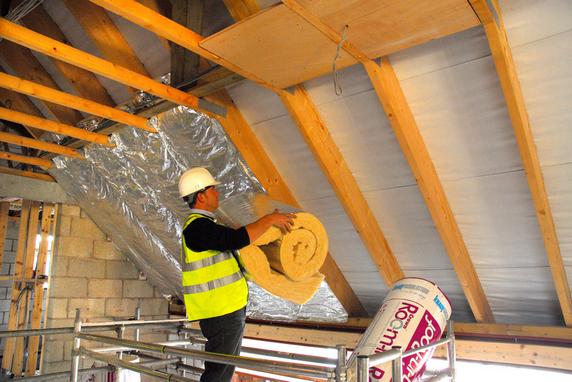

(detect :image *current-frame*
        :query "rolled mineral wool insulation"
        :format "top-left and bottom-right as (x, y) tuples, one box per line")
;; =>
(257, 212), (328, 281)
(238, 212), (328, 304)
(347, 278), (451, 382)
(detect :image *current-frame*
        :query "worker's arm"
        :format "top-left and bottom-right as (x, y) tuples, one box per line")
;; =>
(184, 218), (250, 252)
(245, 209), (295, 243)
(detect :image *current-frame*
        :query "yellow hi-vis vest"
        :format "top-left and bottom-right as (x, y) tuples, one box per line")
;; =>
(181, 212), (248, 321)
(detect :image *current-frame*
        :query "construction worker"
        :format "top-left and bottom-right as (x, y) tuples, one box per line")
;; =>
(178, 167), (294, 382)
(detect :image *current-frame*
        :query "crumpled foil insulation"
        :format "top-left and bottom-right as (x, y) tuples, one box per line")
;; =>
(50, 106), (347, 322)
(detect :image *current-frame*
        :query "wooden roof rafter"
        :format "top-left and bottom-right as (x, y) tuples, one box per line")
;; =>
(0, 19), (221, 118)
(469, 0), (572, 326)
(282, 0), (494, 322)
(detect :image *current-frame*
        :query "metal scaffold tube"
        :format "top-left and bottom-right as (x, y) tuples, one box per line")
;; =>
(77, 332), (336, 380)
(447, 321), (456, 382)
(0, 319), (186, 339)
(70, 309), (82, 382)
(79, 348), (194, 382)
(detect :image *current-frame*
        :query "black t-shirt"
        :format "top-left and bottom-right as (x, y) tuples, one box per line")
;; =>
(183, 216), (250, 252)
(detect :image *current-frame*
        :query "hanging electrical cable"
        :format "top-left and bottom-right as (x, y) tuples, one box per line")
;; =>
(332, 24), (349, 96)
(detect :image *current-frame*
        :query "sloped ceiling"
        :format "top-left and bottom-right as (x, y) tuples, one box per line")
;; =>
(0, 0), (571, 329)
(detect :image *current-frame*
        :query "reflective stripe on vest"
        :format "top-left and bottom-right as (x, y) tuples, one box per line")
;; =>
(182, 251), (233, 272)
(183, 270), (243, 294)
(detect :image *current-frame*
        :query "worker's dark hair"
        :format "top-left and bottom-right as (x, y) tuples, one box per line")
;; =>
(183, 193), (199, 209)
(183, 186), (212, 208)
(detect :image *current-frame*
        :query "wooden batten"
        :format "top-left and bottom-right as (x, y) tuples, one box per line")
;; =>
(0, 19), (208, 115)
(469, 0), (572, 327)
(0, 151), (52, 169)
(0, 107), (113, 147)
(279, 86), (404, 286)
(0, 202), (9, 265)
(0, 73), (155, 133)
(0, 131), (83, 159)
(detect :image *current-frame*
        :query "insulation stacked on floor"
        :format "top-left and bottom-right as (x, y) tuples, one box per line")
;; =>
(239, 212), (328, 304)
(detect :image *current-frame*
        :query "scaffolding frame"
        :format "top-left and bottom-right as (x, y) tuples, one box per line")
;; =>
(0, 309), (456, 382)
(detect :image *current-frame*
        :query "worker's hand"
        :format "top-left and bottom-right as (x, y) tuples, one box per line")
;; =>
(245, 210), (296, 242)
(269, 209), (295, 234)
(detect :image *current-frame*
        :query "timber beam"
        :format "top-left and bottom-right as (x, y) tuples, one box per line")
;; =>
(469, 0), (572, 327)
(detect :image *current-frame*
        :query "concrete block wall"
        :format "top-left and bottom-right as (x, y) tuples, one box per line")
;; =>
(44, 204), (169, 374)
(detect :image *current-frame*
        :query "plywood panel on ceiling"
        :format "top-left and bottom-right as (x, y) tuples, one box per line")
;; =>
(199, 4), (357, 89)
(297, 0), (480, 58)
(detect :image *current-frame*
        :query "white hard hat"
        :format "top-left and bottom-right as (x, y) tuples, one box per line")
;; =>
(178, 167), (220, 198)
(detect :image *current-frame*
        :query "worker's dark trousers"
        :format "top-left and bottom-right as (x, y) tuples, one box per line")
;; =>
(199, 306), (246, 382)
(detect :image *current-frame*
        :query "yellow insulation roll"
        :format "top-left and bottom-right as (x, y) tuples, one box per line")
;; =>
(239, 212), (328, 304)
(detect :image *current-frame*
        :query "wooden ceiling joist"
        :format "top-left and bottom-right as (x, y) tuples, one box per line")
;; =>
(20, 2), (116, 106)
(0, 19), (211, 116)
(208, 91), (366, 316)
(88, 0), (280, 92)
(469, 0), (572, 326)
(280, 86), (404, 286)
(0, 73), (155, 133)
(0, 166), (55, 182)
(0, 131), (83, 159)
(0, 107), (113, 147)
(0, 151), (52, 169)
(284, 0), (493, 322)
(0, 40), (83, 126)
